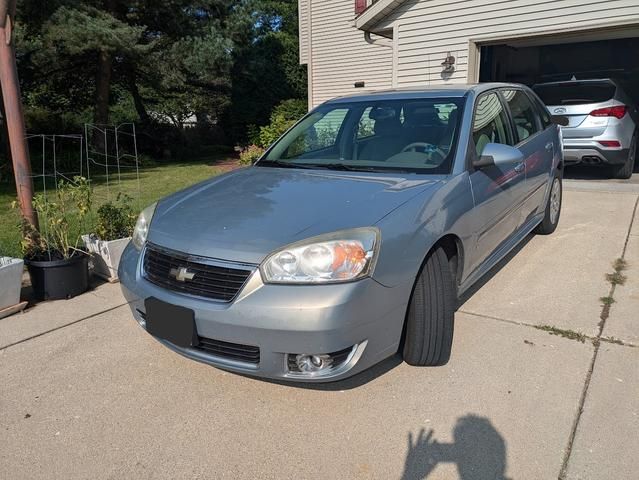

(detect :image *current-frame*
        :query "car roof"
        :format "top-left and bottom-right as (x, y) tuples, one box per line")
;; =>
(323, 83), (529, 104)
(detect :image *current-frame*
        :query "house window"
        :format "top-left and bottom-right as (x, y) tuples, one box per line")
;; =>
(355, 0), (367, 15)
(355, 0), (377, 15)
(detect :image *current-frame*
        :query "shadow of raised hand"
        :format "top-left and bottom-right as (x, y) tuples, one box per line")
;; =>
(401, 428), (440, 480)
(401, 415), (510, 480)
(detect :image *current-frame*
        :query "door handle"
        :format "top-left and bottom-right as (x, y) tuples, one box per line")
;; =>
(514, 163), (525, 173)
(545, 142), (554, 151)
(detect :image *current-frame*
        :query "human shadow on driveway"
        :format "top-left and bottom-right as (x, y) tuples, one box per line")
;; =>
(401, 415), (510, 480)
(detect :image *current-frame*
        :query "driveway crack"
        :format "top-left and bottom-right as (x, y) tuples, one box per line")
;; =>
(558, 194), (639, 479)
(0, 302), (130, 351)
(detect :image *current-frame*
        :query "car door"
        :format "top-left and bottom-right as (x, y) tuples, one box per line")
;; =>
(468, 91), (526, 272)
(501, 88), (554, 228)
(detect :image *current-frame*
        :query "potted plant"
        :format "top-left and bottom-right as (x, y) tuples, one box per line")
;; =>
(19, 176), (92, 301)
(83, 193), (136, 282)
(0, 256), (25, 318)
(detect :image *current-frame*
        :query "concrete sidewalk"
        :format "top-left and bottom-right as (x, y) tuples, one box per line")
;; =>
(1, 181), (637, 479)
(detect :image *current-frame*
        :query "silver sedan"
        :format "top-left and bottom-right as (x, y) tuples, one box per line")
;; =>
(119, 83), (563, 382)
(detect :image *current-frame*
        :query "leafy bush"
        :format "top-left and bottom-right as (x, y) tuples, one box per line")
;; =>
(95, 193), (137, 241)
(239, 145), (266, 165)
(16, 176), (92, 260)
(252, 99), (307, 148)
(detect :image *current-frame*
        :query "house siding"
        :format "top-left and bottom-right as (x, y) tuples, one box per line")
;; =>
(303, 0), (394, 107)
(299, 0), (639, 105)
(299, 0), (309, 65)
(378, 0), (639, 86)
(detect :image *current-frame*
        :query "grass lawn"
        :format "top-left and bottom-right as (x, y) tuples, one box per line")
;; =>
(0, 152), (238, 258)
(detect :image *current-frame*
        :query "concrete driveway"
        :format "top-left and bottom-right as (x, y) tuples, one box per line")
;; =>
(1, 174), (638, 480)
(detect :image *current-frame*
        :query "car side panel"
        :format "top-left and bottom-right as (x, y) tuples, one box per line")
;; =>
(467, 155), (526, 274)
(519, 127), (555, 226)
(372, 173), (475, 289)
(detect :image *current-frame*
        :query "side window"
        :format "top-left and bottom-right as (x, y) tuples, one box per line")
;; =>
(530, 93), (552, 129)
(473, 92), (512, 157)
(502, 89), (541, 142)
(284, 108), (348, 158)
(357, 107), (375, 139)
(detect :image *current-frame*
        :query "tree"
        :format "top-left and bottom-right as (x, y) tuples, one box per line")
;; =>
(12, 0), (306, 147)
(228, 0), (307, 142)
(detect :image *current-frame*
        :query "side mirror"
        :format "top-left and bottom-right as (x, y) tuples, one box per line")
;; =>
(551, 115), (569, 126)
(474, 143), (524, 169)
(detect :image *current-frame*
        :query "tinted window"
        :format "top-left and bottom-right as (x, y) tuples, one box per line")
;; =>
(264, 98), (464, 174)
(533, 83), (616, 105)
(357, 107), (375, 139)
(502, 89), (540, 142)
(531, 93), (552, 129)
(473, 92), (512, 156)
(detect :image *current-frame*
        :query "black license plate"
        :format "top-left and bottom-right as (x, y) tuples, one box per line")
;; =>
(144, 297), (198, 348)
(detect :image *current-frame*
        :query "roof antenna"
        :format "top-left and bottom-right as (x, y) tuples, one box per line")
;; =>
(571, 75), (577, 81)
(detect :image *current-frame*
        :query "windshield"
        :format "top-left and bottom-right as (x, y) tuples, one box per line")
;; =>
(258, 98), (465, 174)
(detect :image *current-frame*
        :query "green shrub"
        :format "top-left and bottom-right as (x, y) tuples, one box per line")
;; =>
(95, 193), (137, 241)
(254, 99), (307, 148)
(239, 145), (266, 165)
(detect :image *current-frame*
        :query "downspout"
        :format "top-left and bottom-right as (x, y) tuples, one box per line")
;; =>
(364, 31), (393, 48)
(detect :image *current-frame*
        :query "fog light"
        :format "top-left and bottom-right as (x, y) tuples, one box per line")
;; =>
(295, 354), (333, 372)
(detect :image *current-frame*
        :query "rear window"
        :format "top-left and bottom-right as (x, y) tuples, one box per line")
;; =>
(533, 83), (616, 106)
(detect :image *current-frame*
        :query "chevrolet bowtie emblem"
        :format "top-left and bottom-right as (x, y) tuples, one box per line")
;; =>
(169, 266), (196, 282)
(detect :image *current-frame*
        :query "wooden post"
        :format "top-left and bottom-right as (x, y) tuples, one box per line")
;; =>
(0, 0), (37, 228)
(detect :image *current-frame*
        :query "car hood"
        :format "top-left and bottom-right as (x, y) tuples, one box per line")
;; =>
(148, 166), (442, 264)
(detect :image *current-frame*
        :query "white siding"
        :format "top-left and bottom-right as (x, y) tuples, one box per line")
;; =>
(307, 0), (394, 107)
(377, 0), (639, 86)
(303, 0), (639, 106)
(299, 0), (309, 64)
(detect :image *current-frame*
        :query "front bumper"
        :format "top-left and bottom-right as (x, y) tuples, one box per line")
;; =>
(562, 140), (629, 166)
(118, 243), (410, 383)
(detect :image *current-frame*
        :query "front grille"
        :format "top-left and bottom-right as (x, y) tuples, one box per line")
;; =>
(287, 347), (353, 373)
(195, 336), (260, 364)
(143, 243), (253, 302)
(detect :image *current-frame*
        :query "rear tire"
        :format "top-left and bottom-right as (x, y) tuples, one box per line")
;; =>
(535, 173), (562, 235)
(611, 132), (636, 180)
(402, 247), (456, 367)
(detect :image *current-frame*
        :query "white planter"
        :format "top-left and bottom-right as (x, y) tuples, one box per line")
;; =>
(0, 256), (24, 311)
(82, 235), (131, 281)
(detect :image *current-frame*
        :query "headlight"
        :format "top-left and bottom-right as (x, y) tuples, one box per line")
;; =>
(132, 202), (157, 250)
(261, 228), (379, 284)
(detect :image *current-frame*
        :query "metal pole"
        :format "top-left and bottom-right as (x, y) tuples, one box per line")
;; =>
(0, 0), (37, 227)
(114, 124), (121, 184)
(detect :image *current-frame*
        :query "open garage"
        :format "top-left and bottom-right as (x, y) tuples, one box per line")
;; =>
(478, 28), (639, 102)
(477, 27), (639, 176)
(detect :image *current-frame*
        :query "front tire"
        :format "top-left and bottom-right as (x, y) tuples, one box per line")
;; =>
(535, 173), (562, 235)
(402, 247), (456, 366)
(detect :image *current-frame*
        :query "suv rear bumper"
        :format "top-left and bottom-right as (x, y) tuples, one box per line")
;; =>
(562, 143), (629, 166)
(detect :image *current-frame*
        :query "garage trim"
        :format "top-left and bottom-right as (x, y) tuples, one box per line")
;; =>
(467, 19), (639, 83)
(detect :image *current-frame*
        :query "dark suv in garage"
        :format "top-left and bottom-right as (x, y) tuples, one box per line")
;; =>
(533, 79), (638, 178)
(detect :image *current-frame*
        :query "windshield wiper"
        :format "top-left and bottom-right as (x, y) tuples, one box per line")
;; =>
(257, 160), (316, 169)
(259, 161), (411, 173)
(301, 163), (382, 172)
(305, 163), (417, 173)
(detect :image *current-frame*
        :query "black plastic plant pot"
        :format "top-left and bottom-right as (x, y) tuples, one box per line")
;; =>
(25, 253), (90, 301)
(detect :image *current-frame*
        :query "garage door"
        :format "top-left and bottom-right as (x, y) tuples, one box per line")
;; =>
(478, 31), (639, 104)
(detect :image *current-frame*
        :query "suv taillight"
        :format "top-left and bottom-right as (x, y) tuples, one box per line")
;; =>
(590, 105), (627, 119)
